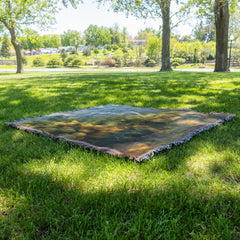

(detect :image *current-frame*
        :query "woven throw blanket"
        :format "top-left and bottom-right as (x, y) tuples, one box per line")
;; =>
(5, 104), (235, 162)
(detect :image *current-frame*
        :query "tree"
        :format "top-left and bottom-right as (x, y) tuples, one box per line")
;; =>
(61, 30), (83, 49)
(0, 0), (82, 73)
(39, 34), (61, 48)
(229, 5), (240, 40)
(20, 29), (42, 51)
(193, 21), (215, 42)
(188, 0), (239, 72)
(1, 36), (11, 59)
(84, 25), (111, 47)
(146, 36), (162, 63)
(96, 0), (177, 71)
(109, 24), (121, 45)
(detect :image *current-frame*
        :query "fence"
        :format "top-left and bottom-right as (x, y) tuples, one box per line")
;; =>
(0, 59), (17, 65)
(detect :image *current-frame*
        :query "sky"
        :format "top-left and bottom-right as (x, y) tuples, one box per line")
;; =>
(40, 1), (195, 37)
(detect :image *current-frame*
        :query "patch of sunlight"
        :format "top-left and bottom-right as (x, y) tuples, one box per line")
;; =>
(207, 180), (240, 197)
(151, 89), (162, 93)
(187, 150), (221, 175)
(88, 163), (142, 190)
(105, 95), (117, 101)
(22, 160), (87, 190)
(0, 194), (11, 221)
(9, 100), (21, 105)
(11, 131), (25, 141)
(181, 95), (206, 103)
(0, 190), (27, 221)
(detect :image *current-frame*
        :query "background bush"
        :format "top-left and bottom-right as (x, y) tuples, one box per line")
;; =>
(94, 48), (99, 54)
(47, 57), (63, 68)
(102, 57), (116, 67)
(71, 57), (83, 67)
(82, 49), (91, 57)
(144, 58), (156, 67)
(170, 58), (186, 65)
(33, 56), (45, 67)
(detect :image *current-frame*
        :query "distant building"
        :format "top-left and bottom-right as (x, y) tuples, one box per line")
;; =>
(132, 40), (147, 47)
(58, 46), (75, 53)
(39, 48), (58, 54)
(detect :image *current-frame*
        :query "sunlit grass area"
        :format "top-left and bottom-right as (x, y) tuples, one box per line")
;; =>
(0, 71), (239, 239)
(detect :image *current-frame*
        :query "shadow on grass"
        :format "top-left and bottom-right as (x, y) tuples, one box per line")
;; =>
(0, 130), (240, 239)
(0, 71), (240, 239)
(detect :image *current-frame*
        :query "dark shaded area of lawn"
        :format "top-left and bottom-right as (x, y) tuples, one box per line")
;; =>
(0, 71), (239, 239)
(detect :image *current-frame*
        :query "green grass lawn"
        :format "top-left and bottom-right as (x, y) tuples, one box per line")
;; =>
(0, 71), (239, 239)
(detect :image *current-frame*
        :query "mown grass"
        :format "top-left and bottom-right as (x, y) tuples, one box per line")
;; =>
(0, 71), (239, 239)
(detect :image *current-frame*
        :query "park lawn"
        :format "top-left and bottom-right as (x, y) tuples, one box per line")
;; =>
(0, 71), (239, 239)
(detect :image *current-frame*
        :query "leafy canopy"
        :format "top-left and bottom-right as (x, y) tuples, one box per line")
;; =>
(0, 0), (61, 31)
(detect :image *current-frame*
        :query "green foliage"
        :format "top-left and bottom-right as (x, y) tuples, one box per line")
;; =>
(64, 55), (83, 67)
(109, 24), (121, 45)
(133, 58), (144, 67)
(82, 49), (91, 57)
(47, 57), (63, 68)
(0, 72), (240, 239)
(146, 36), (161, 63)
(60, 49), (68, 60)
(61, 30), (83, 49)
(0, 1), (60, 32)
(112, 55), (123, 67)
(112, 44), (119, 51)
(71, 57), (83, 67)
(122, 47), (128, 53)
(93, 48), (100, 54)
(144, 58), (156, 67)
(19, 29), (42, 51)
(102, 57), (116, 67)
(171, 62), (180, 68)
(22, 56), (28, 65)
(103, 49), (108, 55)
(40, 34), (61, 48)
(84, 25), (111, 47)
(106, 44), (112, 51)
(171, 58), (186, 65)
(70, 48), (78, 55)
(64, 55), (76, 66)
(33, 56), (45, 67)
(0, 37), (11, 59)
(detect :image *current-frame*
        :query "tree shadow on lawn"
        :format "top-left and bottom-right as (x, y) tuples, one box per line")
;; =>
(1, 71), (239, 170)
(0, 71), (240, 239)
(0, 132), (240, 239)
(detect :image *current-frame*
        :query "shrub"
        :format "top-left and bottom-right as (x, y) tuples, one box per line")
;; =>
(82, 49), (91, 57)
(106, 45), (112, 51)
(112, 44), (119, 51)
(112, 55), (123, 67)
(133, 58), (143, 67)
(47, 57), (62, 68)
(70, 48), (78, 55)
(60, 49), (68, 60)
(170, 58), (185, 65)
(64, 56), (75, 66)
(71, 57), (83, 67)
(22, 56), (28, 65)
(33, 56), (45, 67)
(171, 62), (180, 68)
(94, 58), (101, 66)
(122, 47), (128, 53)
(94, 48), (99, 54)
(144, 58), (156, 67)
(102, 57), (116, 67)
(103, 49), (108, 55)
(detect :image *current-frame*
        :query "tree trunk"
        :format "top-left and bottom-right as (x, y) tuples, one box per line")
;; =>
(160, 0), (172, 71)
(214, 0), (229, 72)
(9, 27), (24, 73)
